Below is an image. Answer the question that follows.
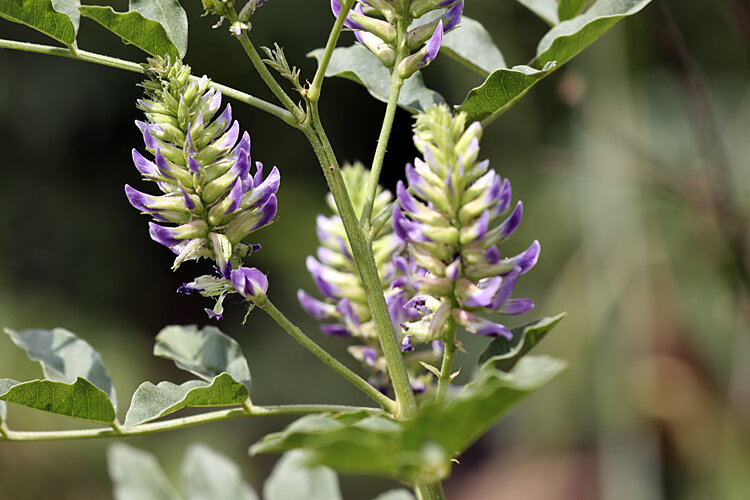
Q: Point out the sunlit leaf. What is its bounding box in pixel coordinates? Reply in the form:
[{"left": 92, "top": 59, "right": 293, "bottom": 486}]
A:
[
  {"left": 153, "top": 325, "right": 251, "bottom": 392},
  {"left": 308, "top": 45, "right": 445, "bottom": 113},
  {"left": 478, "top": 313, "right": 566, "bottom": 371},
  {"left": 78, "top": 6, "right": 180, "bottom": 58},
  {"left": 0, "top": 0, "right": 76, "bottom": 45},
  {"left": 182, "top": 444, "right": 258, "bottom": 500},
  {"left": 108, "top": 443, "right": 181, "bottom": 500},
  {"left": 130, "top": 0, "right": 187, "bottom": 58},
  {"left": 264, "top": 450, "right": 342, "bottom": 500},
  {"left": 123, "top": 373, "right": 249, "bottom": 427},
  {"left": 0, "top": 377, "right": 116, "bottom": 423},
  {"left": 442, "top": 16, "right": 507, "bottom": 74},
  {"left": 5, "top": 327, "right": 118, "bottom": 411}
]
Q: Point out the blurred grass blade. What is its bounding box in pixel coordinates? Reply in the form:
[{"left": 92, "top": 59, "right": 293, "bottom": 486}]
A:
[
  {"left": 123, "top": 373, "right": 249, "bottom": 427},
  {"left": 0, "top": 0, "right": 77, "bottom": 46},
  {"left": 263, "top": 450, "right": 342, "bottom": 500},
  {"left": 0, "top": 377, "right": 116, "bottom": 423},
  {"left": 5, "top": 327, "right": 118, "bottom": 411},
  {"left": 182, "top": 444, "right": 258, "bottom": 500},
  {"left": 108, "top": 443, "right": 182, "bottom": 500},
  {"left": 153, "top": 325, "right": 252, "bottom": 392},
  {"left": 308, "top": 45, "right": 444, "bottom": 113},
  {"left": 478, "top": 313, "right": 566, "bottom": 371}
]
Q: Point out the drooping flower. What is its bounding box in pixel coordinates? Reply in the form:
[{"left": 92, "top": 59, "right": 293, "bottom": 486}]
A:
[
  {"left": 393, "top": 104, "right": 539, "bottom": 347},
  {"left": 126, "top": 58, "right": 279, "bottom": 277},
  {"left": 330, "top": 0, "right": 464, "bottom": 77}
]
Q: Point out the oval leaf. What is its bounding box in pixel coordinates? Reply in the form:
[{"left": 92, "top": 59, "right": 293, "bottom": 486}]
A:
[
  {"left": 0, "top": 376, "right": 116, "bottom": 423},
  {"left": 263, "top": 450, "right": 342, "bottom": 500},
  {"left": 5, "top": 327, "right": 117, "bottom": 411},
  {"left": 108, "top": 443, "right": 181, "bottom": 500},
  {"left": 478, "top": 313, "right": 566, "bottom": 371},
  {"left": 515, "top": 0, "right": 559, "bottom": 26},
  {"left": 153, "top": 325, "right": 251, "bottom": 392},
  {"left": 308, "top": 45, "right": 445, "bottom": 113},
  {"left": 442, "top": 16, "right": 507, "bottom": 75},
  {"left": 130, "top": 0, "right": 187, "bottom": 58},
  {"left": 182, "top": 444, "right": 258, "bottom": 500},
  {"left": 0, "top": 0, "right": 76, "bottom": 45},
  {"left": 124, "top": 373, "right": 249, "bottom": 427},
  {"left": 78, "top": 5, "right": 180, "bottom": 58}
]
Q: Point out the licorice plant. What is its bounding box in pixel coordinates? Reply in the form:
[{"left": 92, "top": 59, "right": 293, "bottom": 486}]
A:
[{"left": 0, "top": 0, "right": 653, "bottom": 498}]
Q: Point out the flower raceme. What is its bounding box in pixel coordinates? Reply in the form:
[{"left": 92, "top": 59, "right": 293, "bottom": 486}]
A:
[
  {"left": 125, "top": 58, "right": 279, "bottom": 279},
  {"left": 330, "top": 0, "right": 464, "bottom": 77},
  {"left": 393, "top": 105, "right": 539, "bottom": 348}
]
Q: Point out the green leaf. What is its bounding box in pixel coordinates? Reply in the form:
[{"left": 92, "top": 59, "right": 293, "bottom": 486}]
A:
[
  {"left": 182, "top": 444, "right": 258, "bottom": 500},
  {"left": 123, "top": 373, "right": 249, "bottom": 427},
  {"left": 78, "top": 6, "right": 179, "bottom": 58},
  {"left": 458, "top": 0, "right": 651, "bottom": 124},
  {"left": 108, "top": 443, "right": 182, "bottom": 500},
  {"left": 0, "top": 376, "right": 116, "bottom": 423},
  {"left": 0, "top": 379, "right": 12, "bottom": 424},
  {"left": 153, "top": 325, "right": 251, "bottom": 392},
  {"left": 251, "top": 358, "right": 565, "bottom": 484},
  {"left": 533, "top": 0, "right": 651, "bottom": 68},
  {"left": 52, "top": 0, "right": 80, "bottom": 32},
  {"left": 373, "top": 490, "right": 416, "bottom": 500},
  {"left": 558, "top": 0, "right": 589, "bottom": 21},
  {"left": 130, "top": 0, "right": 187, "bottom": 58},
  {"left": 515, "top": 0, "right": 559, "bottom": 25},
  {"left": 456, "top": 64, "right": 554, "bottom": 124},
  {"left": 5, "top": 327, "right": 117, "bottom": 411},
  {"left": 478, "top": 313, "right": 566, "bottom": 371},
  {"left": 264, "top": 450, "right": 342, "bottom": 500},
  {"left": 308, "top": 45, "right": 445, "bottom": 113},
  {"left": 0, "top": 0, "right": 76, "bottom": 46},
  {"left": 0, "top": 401, "right": 6, "bottom": 424},
  {"left": 442, "top": 16, "right": 507, "bottom": 75}
]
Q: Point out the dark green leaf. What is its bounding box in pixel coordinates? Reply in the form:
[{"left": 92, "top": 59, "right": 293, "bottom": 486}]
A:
[
  {"left": 153, "top": 325, "right": 251, "bottom": 392},
  {"left": 456, "top": 64, "right": 554, "bottom": 124},
  {"left": 108, "top": 443, "right": 181, "bottom": 500},
  {"left": 308, "top": 45, "right": 445, "bottom": 113},
  {"left": 373, "top": 490, "right": 416, "bottom": 500},
  {"left": 263, "top": 450, "right": 342, "bottom": 500},
  {"left": 0, "top": 376, "right": 116, "bottom": 423},
  {"left": 123, "top": 373, "right": 249, "bottom": 427},
  {"left": 5, "top": 327, "right": 117, "bottom": 411},
  {"left": 442, "top": 16, "right": 507, "bottom": 75},
  {"left": 515, "top": 0, "right": 559, "bottom": 25},
  {"left": 130, "top": 0, "right": 187, "bottom": 58},
  {"left": 78, "top": 5, "right": 179, "bottom": 58},
  {"left": 558, "top": 0, "right": 588, "bottom": 21},
  {"left": 478, "top": 313, "right": 566, "bottom": 371},
  {"left": 0, "top": 0, "right": 76, "bottom": 45},
  {"left": 182, "top": 444, "right": 258, "bottom": 500}
]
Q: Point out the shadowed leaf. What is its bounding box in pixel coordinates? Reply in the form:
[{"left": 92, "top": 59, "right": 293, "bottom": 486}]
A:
[
  {"left": 0, "top": 0, "right": 76, "bottom": 45},
  {"left": 478, "top": 313, "right": 566, "bottom": 371}
]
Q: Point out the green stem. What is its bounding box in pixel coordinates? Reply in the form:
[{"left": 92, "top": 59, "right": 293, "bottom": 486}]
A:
[
  {"left": 262, "top": 298, "right": 397, "bottom": 413},
  {"left": 415, "top": 482, "right": 447, "bottom": 500},
  {"left": 360, "top": 70, "right": 404, "bottom": 228},
  {"left": 0, "top": 38, "right": 296, "bottom": 126},
  {"left": 307, "top": 0, "right": 354, "bottom": 103},
  {"left": 300, "top": 106, "right": 418, "bottom": 419},
  {"left": 435, "top": 318, "right": 457, "bottom": 401},
  {"left": 0, "top": 404, "right": 379, "bottom": 442}
]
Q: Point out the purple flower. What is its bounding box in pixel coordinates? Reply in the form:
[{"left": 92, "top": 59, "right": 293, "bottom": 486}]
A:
[{"left": 230, "top": 267, "right": 269, "bottom": 302}]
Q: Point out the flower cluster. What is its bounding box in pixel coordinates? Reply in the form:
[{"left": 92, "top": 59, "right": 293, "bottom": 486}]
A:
[
  {"left": 126, "top": 58, "right": 277, "bottom": 316},
  {"left": 393, "top": 105, "right": 539, "bottom": 349},
  {"left": 331, "top": 0, "right": 464, "bottom": 78}
]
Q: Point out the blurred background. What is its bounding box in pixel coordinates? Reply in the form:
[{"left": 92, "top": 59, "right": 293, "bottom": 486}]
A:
[{"left": 1, "top": 0, "right": 749, "bottom": 498}]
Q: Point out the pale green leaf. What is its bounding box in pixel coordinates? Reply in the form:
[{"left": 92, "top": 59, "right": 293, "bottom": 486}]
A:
[
  {"left": 78, "top": 5, "right": 180, "bottom": 58},
  {"left": 123, "top": 373, "right": 249, "bottom": 427},
  {"left": 442, "top": 16, "right": 507, "bottom": 75},
  {"left": 478, "top": 313, "right": 566, "bottom": 371},
  {"left": 0, "top": 401, "right": 6, "bottom": 424},
  {"left": 0, "top": 0, "right": 76, "bottom": 45},
  {"left": 308, "top": 45, "right": 445, "bottom": 113},
  {"left": 153, "top": 325, "right": 251, "bottom": 392},
  {"left": 558, "top": 0, "right": 589, "bottom": 21},
  {"left": 5, "top": 327, "right": 117, "bottom": 411},
  {"left": 108, "top": 443, "right": 182, "bottom": 500},
  {"left": 130, "top": 0, "right": 187, "bottom": 58},
  {"left": 515, "top": 0, "right": 559, "bottom": 25},
  {"left": 0, "top": 376, "right": 116, "bottom": 423},
  {"left": 182, "top": 444, "right": 258, "bottom": 500},
  {"left": 263, "top": 450, "right": 342, "bottom": 500},
  {"left": 373, "top": 490, "right": 416, "bottom": 500}
]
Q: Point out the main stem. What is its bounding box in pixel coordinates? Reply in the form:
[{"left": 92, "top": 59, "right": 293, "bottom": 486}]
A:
[
  {"left": 262, "top": 299, "right": 397, "bottom": 414},
  {"left": 415, "top": 483, "right": 447, "bottom": 500},
  {"left": 435, "top": 319, "right": 457, "bottom": 401}
]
